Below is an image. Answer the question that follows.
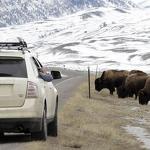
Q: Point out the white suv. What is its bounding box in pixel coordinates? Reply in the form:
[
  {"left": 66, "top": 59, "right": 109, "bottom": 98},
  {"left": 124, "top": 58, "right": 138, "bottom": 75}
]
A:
[{"left": 0, "top": 39, "right": 60, "bottom": 140}]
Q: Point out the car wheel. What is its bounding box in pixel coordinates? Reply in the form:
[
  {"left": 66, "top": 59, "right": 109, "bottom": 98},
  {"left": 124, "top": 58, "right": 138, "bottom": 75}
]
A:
[
  {"left": 40, "top": 108, "right": 48, "bottom": 140},
  {"left": 47, "top": 102, "right": 58, "bottom": 137},
  {"left": 31, "top": 108, "right": 47, "bottom": 141}
]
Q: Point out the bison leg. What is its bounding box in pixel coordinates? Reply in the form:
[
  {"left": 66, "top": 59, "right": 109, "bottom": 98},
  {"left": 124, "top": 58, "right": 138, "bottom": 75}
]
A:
[
  {"left": 139, "top": 93, "right": 148, "bottom": 105},
  {"left": 128, "top": 91, "right": 134, "bottom": 98},
  {"left": 135, "top": 93, "right": 138, "bottom": 100},
  {"left": 139, "top": 99, "right": 147, "bottom": 105},
  {"left": 145, "top": 100, "right": 149, "bottom": 105},
  {"left": 109, "top": 87, "right": 115, "bottom": 95},
  {"left": 145, "top": 96, "right": 150, "bottom": 105},
  {"left": 135, "top": 89, "right": 140, "bottom": 100}
]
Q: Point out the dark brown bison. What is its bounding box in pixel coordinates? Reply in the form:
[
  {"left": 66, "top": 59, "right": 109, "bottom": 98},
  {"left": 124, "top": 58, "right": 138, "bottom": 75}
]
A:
[
  {"left": 139, "top": 77, "right": 150, "bottom": 105},
  {"left": 129, "top": 70, "right": 147, "bottom": 75},
  {"left": 117, "top": 73, "right": 148, "bottom": 99},
  {"left": 95, "top": 70, "right": 129, "bottom": 95}
]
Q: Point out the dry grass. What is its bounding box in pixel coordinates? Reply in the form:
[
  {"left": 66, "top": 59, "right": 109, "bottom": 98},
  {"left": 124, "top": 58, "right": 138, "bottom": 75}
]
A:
[
  {"left": 58, "top": 77, "right": 150, "bottom": 150},
  {"left": 2, "top": 76, "right": 150, "bottom": 150}
]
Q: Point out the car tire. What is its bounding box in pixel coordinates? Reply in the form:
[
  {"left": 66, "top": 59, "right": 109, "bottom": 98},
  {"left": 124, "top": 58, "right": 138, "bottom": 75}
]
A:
[
  {"left": 31, "top": 108, "right": 47, "bottom": 141},
  {"left": 47, "top": 102, "right": 58, "bottom": 137}
]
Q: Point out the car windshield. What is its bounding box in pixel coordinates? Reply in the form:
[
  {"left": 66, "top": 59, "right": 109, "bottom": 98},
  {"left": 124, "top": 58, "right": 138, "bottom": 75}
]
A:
[{"left": 0, "top": 57, "right": 27, "bottom": 78}]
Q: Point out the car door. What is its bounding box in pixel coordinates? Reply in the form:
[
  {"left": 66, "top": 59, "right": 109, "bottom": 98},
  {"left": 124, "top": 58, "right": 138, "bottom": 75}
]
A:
[{"left": 33, "top": 57, "right": 56, "bottom": 119}]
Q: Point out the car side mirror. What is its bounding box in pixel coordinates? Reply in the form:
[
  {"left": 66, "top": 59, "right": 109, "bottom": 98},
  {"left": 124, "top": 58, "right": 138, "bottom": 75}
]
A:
[{"left": 51, "top": 71, "right": 62, "bottom": 79}]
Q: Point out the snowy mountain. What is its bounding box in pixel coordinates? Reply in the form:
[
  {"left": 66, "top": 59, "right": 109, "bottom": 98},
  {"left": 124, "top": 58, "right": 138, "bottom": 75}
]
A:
[
  {"left": 1, "top": 7, "right": 150, "bottom": 72},
  {"left": 131, "top": 0, "right": 150, "bottom": 8},
  {"left": 0, "top": 0, "right": 136, "bottom": 27}
]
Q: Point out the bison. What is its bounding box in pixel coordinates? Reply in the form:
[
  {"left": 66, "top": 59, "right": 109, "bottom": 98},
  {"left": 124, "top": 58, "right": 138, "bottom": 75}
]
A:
[
  {"left": 139, "top": 77, "right": 150, "bottom": 105},
  {"left": 128, "top": 70, "right": 147, "bottom": 75},
  {"left": 95, "top": 70, "right": 129, "bottom": 95},
  {"left": 117, "top": 73, "right": 148, "bottom": 99}
]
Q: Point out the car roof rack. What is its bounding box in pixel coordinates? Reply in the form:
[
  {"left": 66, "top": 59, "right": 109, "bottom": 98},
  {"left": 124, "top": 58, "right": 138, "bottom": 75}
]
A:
[{"left": 0, "top": 37, "right": 30, "bottom": 53}]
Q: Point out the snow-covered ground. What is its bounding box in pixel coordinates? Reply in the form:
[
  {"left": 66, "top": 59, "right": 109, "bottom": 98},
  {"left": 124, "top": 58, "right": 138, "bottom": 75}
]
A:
[
  {"left": 0, "top": 7, "right": 150, "bottom": 72},
  {"left": 123, "top": 126, "right": 150, "bottom": 149}
]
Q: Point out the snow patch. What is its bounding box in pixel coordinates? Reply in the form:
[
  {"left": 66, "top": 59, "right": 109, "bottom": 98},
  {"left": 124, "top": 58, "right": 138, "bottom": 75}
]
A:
[
  {"left": 131, "top": 107, "right": 140, "bottom": 111},
  {"left": 123, "top": 125, "right": 150, "bottom": 149}
]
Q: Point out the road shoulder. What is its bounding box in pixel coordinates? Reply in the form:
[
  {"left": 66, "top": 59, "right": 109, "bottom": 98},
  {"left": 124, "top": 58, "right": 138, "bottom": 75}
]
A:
[{"left": 58, "top": 77, "right": 150, "bottom": 150}]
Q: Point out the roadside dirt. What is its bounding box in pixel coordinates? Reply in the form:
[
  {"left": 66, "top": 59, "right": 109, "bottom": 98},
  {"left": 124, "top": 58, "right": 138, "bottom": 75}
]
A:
[{"left": 58, "top": 77, "right": 150, "bottom": 150}]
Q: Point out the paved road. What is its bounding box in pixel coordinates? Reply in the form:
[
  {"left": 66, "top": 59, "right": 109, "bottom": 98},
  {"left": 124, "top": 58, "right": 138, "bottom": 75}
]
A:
[
  {"left": 0, "top": 69, "right": 86, "bottom": 150},
  {"left": 53, "top": 69, "right": 86, "bottom": 110}
]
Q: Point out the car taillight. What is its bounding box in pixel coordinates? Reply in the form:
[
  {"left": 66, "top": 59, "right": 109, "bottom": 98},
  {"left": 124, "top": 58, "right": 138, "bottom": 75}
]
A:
[{"left": 26, "top": 81, "right": 38, "bottom": 98}]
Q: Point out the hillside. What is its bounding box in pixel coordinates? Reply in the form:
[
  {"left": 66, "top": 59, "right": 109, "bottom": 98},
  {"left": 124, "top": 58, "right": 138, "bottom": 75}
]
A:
[
  {"left": 0, "top": 6, "right": 150, "bottom": 72},
  {"left": 0, "top": 0, "right": 136, "bottom": 27}
]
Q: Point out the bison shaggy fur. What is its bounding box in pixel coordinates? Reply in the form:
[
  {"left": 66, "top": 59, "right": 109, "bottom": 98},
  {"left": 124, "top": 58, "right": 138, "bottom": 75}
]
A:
[
  {"left": 139, "top": 77, "right": 150, "bottom": 105},
  {"left": 95, "top": 70, "right": 129, "bottom": 95},
  {"left": 117, "top": 73, "right": 148, "bottom": 99}
]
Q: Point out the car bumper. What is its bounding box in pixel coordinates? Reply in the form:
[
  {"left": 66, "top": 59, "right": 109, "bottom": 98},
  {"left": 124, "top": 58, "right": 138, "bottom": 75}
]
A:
[
  {"left": 0, "top": 99, "right": 43, "bottom": 132},
  {"left": 0, "top": 98, "right": 43, "bottom": 119},
  {"left": 0, "top": 118, "right": 42, "bottom": 132}
]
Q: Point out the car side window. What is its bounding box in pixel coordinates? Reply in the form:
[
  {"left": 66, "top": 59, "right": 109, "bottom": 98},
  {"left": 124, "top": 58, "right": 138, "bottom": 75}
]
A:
[
  {"left": 32, "top": 57, "right": 49, "bottom": 81},
  {"left": 36, "top": 59, "right": 43, "bottom": 68},
  {"left": 30, "top": 58, "right": 39, "bottom": 76},
  {"left": 32, "top": 57, "right": 41, "bottom": 69}
]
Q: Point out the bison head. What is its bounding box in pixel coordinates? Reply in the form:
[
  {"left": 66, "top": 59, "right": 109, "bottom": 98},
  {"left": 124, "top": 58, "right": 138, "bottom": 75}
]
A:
[
  {"left": 95, "top": 78, "right": 104, "bottom": 92},
  {"left": 138, "top": 90, "right": 149, "bottom": 105},
  {"left": 117, "top": 86, "right": 128, "bottom": 98}
]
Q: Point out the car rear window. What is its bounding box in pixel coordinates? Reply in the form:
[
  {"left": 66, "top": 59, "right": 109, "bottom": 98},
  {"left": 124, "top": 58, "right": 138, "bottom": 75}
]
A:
[{"left": 0, "top": 58, "right": 27, "bottom": 78}]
